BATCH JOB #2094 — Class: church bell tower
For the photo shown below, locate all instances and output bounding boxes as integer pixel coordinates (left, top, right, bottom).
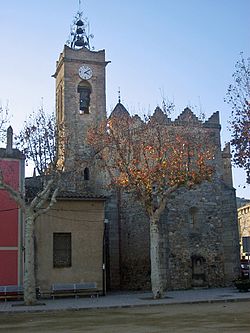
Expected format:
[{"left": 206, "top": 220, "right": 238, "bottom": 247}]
[{"left": 53, "top": 9, "right": 109, "bottom": 171}]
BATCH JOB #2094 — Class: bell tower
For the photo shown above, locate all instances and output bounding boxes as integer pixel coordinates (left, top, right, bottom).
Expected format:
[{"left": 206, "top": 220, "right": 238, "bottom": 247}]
[{"left": 53, "top": 8, "right": 109, "bottom": 170}]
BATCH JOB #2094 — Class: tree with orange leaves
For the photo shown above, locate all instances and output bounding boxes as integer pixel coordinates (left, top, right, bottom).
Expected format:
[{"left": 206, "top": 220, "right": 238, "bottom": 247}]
[{"left": 88, "top": 109, "right": 215, "bottom": 299}]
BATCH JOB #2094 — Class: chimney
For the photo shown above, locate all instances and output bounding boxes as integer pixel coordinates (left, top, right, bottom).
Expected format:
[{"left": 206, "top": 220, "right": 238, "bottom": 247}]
[{"left": 6, "top": 126, "right": 13, "bottom": 155}]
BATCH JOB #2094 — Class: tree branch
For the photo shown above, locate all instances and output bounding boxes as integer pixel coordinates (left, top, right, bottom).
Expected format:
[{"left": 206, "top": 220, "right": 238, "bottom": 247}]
[
  {"left": 0, "top": 171, "right": 26, "bottom": 211},
  {"left": 30, "top": 177, "right": 57, "bottom": 212},
  {"left": 34, "top": 187, "right": 59, "bottom": 219}
]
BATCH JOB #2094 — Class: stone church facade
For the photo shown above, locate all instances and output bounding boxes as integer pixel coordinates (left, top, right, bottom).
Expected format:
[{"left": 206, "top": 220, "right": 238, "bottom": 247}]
[
  {"left": 104, "top": 108, "right": 240, "bottom": 291},
  {"left": 52, "top": 10, "right": 240, "bottom": 291}
]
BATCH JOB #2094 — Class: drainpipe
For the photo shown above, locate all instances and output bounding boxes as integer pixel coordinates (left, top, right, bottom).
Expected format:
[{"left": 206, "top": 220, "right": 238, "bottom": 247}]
[{"left": 102, "top": 218, "right": 109, "bottom": 295}]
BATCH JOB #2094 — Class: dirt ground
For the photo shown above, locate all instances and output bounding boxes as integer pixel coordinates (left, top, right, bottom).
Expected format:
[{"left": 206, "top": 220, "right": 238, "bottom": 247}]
[{"left": 0, "top": 301, "right": 250, "bottom": 333}]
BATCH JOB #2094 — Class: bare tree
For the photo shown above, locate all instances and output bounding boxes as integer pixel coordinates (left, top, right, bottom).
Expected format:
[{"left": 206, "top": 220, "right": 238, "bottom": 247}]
[
  {"left": 225, "top": 53, "right": 250, "bottom": 184},
  {"left": 0, "top": 108, "right": 64, "bottom": 305},
  {"left": 0, "top": 105, "right": 9, "bottom": 143}
]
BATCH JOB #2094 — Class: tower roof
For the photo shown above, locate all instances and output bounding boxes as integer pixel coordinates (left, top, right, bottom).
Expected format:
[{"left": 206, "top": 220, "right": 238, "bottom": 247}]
[
  {"left": 110, "top": 102, "right": 130, "bottom": 119},
  {"left": 110, "top": 89, "right": 130, "bottom": 118}
]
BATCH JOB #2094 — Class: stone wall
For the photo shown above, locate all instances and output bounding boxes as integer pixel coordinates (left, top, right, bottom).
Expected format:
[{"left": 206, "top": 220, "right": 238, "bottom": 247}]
[
  {"left": 104, "top": 108, "right": 240, "bottom": 291},
  {"left": 106, "top": 178, "right": 239, "bottom": 291},
  {"left": 119, "top": 192, "right": 151, "bottom": 290},
  {"left": 54, "top": 45, "right": 108, "bottom": 172}
]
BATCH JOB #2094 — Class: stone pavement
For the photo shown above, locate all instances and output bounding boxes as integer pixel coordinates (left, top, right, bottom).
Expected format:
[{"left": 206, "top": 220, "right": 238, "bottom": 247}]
[{"left": 0, "top": 287, "right": 250, "bottom": 313}]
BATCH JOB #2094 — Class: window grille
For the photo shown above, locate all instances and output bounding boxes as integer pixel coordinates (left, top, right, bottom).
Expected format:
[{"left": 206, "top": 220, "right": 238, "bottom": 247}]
[{"left": 53, "top": 233, "right": 72, "bottom": 268}]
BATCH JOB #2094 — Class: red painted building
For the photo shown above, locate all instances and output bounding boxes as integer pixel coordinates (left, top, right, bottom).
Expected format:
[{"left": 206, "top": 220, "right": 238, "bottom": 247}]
[{"left": 0, "top": 127, "right": 25, "bottom": 285}]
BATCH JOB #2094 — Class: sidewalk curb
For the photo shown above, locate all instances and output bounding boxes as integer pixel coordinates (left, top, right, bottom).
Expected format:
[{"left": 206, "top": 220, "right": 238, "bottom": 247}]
[{"left": 1, "top": 293, "right": 250, "bottom": 314}]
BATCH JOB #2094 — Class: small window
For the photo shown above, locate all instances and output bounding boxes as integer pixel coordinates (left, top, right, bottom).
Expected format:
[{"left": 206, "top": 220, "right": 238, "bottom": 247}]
[
  {"left": 53, "top": 233, "right": 72, "bottom": 268},
  {"left": 189, "top": 207, "right": 198, "bottom": 228},
  {"left": 84, "top": 167, "right": 90, "bottom": 180}
]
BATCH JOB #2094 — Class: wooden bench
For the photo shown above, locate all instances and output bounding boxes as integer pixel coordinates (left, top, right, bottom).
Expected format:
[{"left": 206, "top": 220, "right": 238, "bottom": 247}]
[
  {"left": 51, "top": 282, "right": 99, "bottom": 300},
  {"left": 0, "top": 285, "right": 23, "bottom": 302}
]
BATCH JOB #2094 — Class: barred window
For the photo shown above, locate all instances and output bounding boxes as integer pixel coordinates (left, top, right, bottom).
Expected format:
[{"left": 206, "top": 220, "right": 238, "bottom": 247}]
[{"left": 53, "top": 233, "right": 72, "bottom": 268}]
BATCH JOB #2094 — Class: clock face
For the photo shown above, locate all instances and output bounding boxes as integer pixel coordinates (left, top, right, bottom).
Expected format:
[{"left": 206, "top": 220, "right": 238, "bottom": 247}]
[{"left": 79, "top": 65, "right": 93, "bottom": 80}]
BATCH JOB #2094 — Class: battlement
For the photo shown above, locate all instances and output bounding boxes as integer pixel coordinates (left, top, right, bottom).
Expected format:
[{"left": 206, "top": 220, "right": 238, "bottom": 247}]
[
  {"left": 204, "top": 111, "right": 221, "bottom": 129},
  {"left": 110, "top": 104, "right": 221, "bottom": 131},
  {"left": 174, "top": 107, "right": 201, "bottom": 125}
]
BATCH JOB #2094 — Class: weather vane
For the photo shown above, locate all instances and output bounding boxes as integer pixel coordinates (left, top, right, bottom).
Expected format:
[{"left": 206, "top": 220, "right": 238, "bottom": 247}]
[
  {"left": 78, "top": 0, "right": 82, "bottom": 12},
  {"left": 118, "top": 87, "right": 121, "bottom": 103}
]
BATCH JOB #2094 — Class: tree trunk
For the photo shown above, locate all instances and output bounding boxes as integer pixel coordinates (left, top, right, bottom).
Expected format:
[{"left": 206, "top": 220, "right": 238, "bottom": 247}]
[
  {"left": 150, "top": 219, "right": 164, "bottom": 299},
  {"left": 23, "top": 213, "right": 37, "bottom": 305}
]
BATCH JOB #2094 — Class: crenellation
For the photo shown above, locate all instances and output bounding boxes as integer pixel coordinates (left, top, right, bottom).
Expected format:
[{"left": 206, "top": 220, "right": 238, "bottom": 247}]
[
  {"left": 204, "top": 111, "right": 221, "bottom": 129},
  {"left": 174, "top": 107, "right": 201, "bottom": 125}
]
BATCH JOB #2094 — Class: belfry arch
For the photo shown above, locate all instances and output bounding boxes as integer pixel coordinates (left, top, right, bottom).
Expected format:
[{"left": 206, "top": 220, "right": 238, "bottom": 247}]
[{"left": 77, "top": 80, "right": 92, "bottom": 114}]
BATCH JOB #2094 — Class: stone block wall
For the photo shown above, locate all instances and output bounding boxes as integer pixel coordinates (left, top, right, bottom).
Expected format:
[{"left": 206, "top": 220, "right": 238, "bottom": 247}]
[
  {"left": 54, "top": 46, "right": 108, "bottom": 172},
  {"left": 221, "top": 185, "right": 240, "bottom": 282},
  {"left": 166, "top": 182, "right": 225, "bottom": 290},
  {"left": 106, "top": 178, "right": 239, "bottom": 291},
  {"left": 119, "top": 193, "right": 151, "bottom": 290}
]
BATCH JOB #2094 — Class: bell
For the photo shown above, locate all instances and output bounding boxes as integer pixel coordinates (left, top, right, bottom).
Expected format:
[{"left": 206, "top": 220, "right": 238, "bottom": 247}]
[
  {"left": 75, "top": 38, "right": 85, "bottom": 47},
  {"left": 76, "top": 27, "right": 84, "bottom": 34},
  {"left": 76, "top": 19, "right": 84, "bottom": 26}
]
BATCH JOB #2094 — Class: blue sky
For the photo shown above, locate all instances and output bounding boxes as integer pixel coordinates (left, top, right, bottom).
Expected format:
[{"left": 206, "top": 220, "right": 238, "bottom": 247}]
[{"left": 0, "top": 0, "right": 249, "bottom": 198}]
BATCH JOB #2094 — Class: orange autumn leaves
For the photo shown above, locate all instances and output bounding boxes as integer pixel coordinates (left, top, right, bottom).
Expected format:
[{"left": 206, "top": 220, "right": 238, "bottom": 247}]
[{"left": 88, "top": 114, "right": 214, "bottom": 202}]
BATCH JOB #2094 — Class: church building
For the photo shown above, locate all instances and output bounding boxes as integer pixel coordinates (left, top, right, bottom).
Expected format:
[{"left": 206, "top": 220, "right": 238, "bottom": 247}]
[{"left": 36, "top": 8, "right": 240, "bottom": 293}]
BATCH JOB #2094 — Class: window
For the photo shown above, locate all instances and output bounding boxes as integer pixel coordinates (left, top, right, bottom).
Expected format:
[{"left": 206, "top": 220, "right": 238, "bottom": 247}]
[
  {"left": 84, "top": 167, "right": 90, "bottom": 180},
  {"left": 77, "top": 81, "right": 92, "bottom": 114},
  {"left": 53, "top": 233, "right": 72, "bottom": 268},
  {"left": 189, "top": 207, "right": 198, "bottom": 228}
]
